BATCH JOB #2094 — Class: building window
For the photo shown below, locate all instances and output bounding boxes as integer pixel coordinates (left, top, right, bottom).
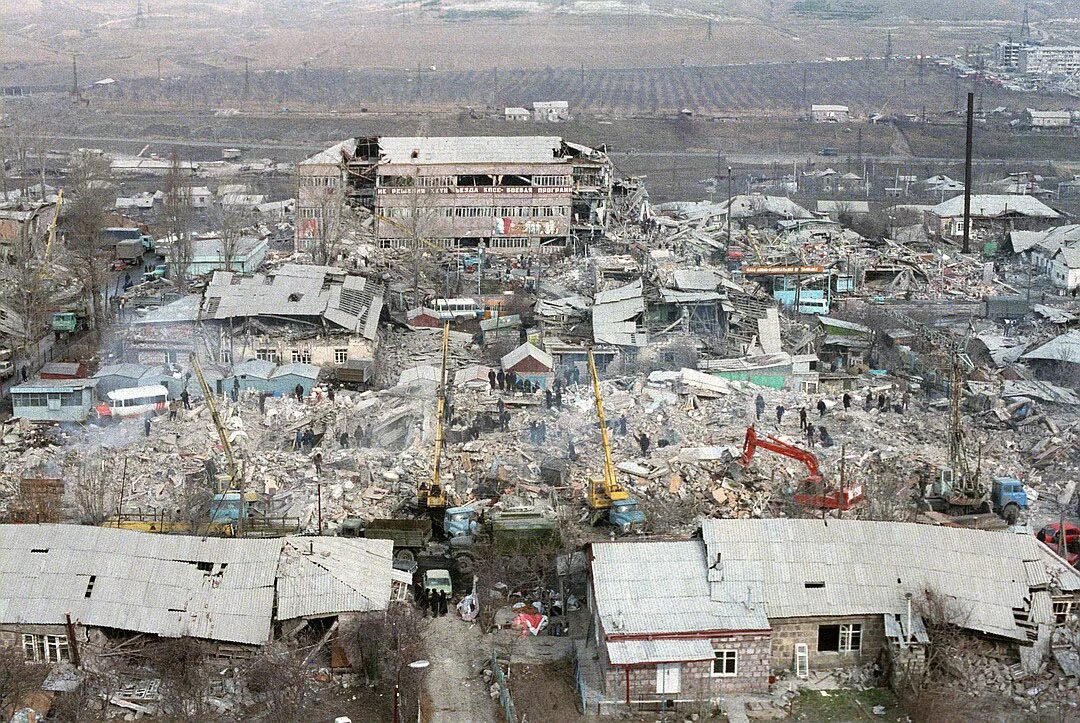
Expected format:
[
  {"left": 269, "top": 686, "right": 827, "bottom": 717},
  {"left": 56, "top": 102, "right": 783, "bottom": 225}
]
[
  {"left": 164, "top": 351, "right": 178, "bottom": 364},
  {"left": 22, "top": 633, "right": 69, "bottom": 662},
  {"left": 292, "top": 348, "right": 312, "bottom": 364},
  {"left": 334, "top": 348, "right": 348, "bottom": 364},
  {"left": 712, "top": 649, "right": 738, "bottom": 677},
  {"left": 818, "top": 623, "right": 862, "bottom": 653},
  {"left": 256, "top": 348, "right": 278, "bottom": 362},
  {"left": 1054, "top": 600, "right": 1075, "bottom": 625},
  {"left": 220, "top": 349, "right": 232, "bottom": 364}
]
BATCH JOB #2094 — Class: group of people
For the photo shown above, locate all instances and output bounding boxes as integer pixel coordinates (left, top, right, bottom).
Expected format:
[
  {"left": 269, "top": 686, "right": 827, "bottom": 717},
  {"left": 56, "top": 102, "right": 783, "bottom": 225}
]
[
  {"left": 488, "top": 368, "right": 543, "bottom": 394},
  {"left": 416, "top": 586, "right": 450, "bottom": 618}
]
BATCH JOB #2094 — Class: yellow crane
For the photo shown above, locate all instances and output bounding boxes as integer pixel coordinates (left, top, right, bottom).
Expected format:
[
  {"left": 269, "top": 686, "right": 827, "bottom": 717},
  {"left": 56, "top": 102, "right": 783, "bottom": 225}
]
[
  {"left": 586, "top": 348, "right": 645, "bottom": 532},
  {"left": 419, "top": 321, "right": 450, "bottom": 511},
  {"left": 191, "top": 353, "right": 239, "bottom": 490},
  {"left": 37, "top": 188, "right": 63, "bottom": 278}
]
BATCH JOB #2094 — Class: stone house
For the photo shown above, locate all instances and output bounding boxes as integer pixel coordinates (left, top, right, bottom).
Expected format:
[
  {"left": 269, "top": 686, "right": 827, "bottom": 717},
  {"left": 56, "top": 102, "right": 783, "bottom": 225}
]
[{"left": 583, "top": 519, "right": 1080, "bottom": 715}]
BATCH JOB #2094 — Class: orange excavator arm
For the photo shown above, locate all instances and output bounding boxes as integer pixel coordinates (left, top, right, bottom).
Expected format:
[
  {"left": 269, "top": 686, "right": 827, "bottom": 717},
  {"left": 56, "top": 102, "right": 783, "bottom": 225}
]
[{"left": 739, "top": 426, "right": 823, "bottom": 483}]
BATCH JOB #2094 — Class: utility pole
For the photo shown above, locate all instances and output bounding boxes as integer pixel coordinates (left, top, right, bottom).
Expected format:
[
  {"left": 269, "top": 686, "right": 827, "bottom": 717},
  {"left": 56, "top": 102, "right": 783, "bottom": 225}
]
[
  {"left": 885, "top": 31, "right": 892, "bottom": 67},
  {"left": 726, "top": 166, "right": 733, "bottom": 247},
  {"left": 715, "top": 150, "right": 722, "bottom": 202},
  {"left": 243, "top": 58, "right": 250, "bottom": 98},
  {"left": 962, "top": 92, "right": 974, "bottom": 255},
  {"left": 1020, "top": 0, "right": 1030, "bottom": 42},
  {"left": 706, "top": 19, "right": 712, "bottom": 40},
  {"left": 71, "top": 54, "right": 79, "bottom": 97}
]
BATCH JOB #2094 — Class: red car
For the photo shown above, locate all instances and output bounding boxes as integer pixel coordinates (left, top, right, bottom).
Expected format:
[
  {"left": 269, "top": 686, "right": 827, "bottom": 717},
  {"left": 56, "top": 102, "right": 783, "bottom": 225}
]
[{"left": 1036, "top": 522, "right": 1080, "bottom": 567}]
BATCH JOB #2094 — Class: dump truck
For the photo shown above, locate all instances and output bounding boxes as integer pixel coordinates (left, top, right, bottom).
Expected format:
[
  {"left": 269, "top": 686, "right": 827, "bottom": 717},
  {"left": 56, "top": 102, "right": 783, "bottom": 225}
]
[
  {"left": 444, "top": 508, "right": 560, "bottom": 575},
  {"left": 339, "top": 517, "right": 434, "bottom": 561}
]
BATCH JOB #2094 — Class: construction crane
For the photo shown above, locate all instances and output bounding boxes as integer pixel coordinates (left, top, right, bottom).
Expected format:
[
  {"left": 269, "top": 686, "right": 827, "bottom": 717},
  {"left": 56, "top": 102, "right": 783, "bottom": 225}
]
[
  {"left": 419, "top": 322, "right": 450, "bottom": 512},
  {"left": 191, "top": 353, "right": 239, "bottom": 491},
  {"left": 585, "top": 347, "right": 645, "bottom": 532},
  {"left": 37, "top": 188, "right": 63, "bottom": 279},
  {"left": 738, "top": 426, "right": 863, "bottom": 511}
]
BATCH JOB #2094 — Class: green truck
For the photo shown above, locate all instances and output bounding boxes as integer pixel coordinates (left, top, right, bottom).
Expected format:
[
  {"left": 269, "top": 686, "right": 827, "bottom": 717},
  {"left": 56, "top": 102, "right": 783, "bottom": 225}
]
[
  {"left": 446, "top": 508, "right": 559, "bottom": 575},
  {"left": 340, "top": 517, "right": 433, "bottom": 561}
]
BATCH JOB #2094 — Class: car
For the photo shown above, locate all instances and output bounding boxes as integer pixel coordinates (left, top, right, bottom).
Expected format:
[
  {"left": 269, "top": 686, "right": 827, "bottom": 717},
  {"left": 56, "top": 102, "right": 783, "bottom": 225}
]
[
  {"left": 422, "top": 568, "right": 453, "bottom": 598},
  {"left": 1036, "top": 522, "right": 1080, "bottom": 567}
]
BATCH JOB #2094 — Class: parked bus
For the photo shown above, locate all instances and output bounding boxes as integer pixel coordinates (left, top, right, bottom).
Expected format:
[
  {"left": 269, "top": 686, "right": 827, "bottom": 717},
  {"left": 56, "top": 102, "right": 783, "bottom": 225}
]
[
  {"left": 96, "top": 384, "right": 169, "bottom": 420},
  {"left": 432, "top": 298, "right": 484, "bottom": 321}
]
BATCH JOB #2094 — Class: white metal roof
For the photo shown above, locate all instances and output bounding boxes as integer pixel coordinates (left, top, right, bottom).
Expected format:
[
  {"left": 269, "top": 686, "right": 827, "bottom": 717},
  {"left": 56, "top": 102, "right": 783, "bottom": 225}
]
[
  {"left": 1022, "top": 330, "right": 1080, "bottom": 364},
  {"left": 377, "top": 136, "right": 564, "bottom": 165},
  {"left": 500, "top": 342, "right": 553, "bottom": 371},
  {"left": 275, "top": 537, "right": 394, "bottom": 620},
  {"left": 700, "top": 519, "right": 1080, "bottom": 642},
  {"left": 607, "top": 638, "right": 716, "bottom": 666},
  {"left": 931, "top": 194, "right": 1061, "bottom": 219}
]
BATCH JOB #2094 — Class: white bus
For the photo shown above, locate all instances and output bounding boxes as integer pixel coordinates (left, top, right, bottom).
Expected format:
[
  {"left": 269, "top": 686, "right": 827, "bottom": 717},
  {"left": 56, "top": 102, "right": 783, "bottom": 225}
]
[
  {"left": 432, "top": 298, "right": 484, "bottom": 321},
  {"left": 97, "top": 384, "right": 169, "bottom": 420}
]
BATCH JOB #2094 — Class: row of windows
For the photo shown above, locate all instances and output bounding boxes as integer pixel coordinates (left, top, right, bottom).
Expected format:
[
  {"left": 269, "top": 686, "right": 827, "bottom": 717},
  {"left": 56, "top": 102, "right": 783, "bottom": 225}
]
[
  {"left": 251, "top": 348, "right": 348, "bottom": 364},
  {"left": 300, "top": 176, "right": 339, "bottom": 187},
  {"left": 380, "top": 174, "right": 571, "bottom": 188},
  {"left": 13, "top": 392, "right": 84, "bottom": 408},
  {"left": 383, "top": 206, "right": 569, "bottom": 219},
  {"left": 111, "top": 395, "right": 167, "bottom": 408}
]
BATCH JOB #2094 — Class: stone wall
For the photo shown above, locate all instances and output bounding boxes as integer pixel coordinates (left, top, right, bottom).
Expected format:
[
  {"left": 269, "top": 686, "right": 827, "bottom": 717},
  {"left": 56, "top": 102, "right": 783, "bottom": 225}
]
[{"left": 769, "top": 615, "right": 885, "bottom": 674}]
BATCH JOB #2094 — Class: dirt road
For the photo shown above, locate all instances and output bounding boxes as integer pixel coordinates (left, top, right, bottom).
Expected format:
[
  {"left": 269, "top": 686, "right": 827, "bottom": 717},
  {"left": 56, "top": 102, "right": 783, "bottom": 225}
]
[{"left": 423, "top": 616, "right": 498, "bottom": 723}]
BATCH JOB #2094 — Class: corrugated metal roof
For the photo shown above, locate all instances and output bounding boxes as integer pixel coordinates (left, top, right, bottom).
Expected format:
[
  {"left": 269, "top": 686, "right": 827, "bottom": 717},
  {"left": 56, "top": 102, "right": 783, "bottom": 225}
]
[
  {"left": 1022, "top": 330, "right": 1080, "bottom": 364},
  {"left": 500, "top": 342, "right": 552, "bottom": 371},
  {"left": 591, "top": 540, "right": 768, "bottom": 641},
  {"left": 607, "top": 638, "right": 716, "bottom": 666},
  {"left": 270, "top": 363, "right": 321, "bottom": 381},
  {"left": 378, "top": 136, "right": 564, "bottom": 165},
  {"left": 931, "top": 194, "right": 1061, "bottom": 219},
  {"left": 0, "top": 525, "right": 279, "bottom": 645},
  {"left": 275, "top": 537, "right": 394, "bottom": 620},
  {"left": 700, "top": 519, "right": 1080, "bottom": 641}
]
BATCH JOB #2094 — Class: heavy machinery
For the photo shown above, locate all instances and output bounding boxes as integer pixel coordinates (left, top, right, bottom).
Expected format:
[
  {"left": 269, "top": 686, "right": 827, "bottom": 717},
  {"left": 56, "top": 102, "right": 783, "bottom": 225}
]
[
  {"left": 418, "top": 322, "right": 450, "bottom": 513},
  {"left": 738, "top": 426, "right": 864, "bottom": 511},
  {"left": 585, "top": 347, "right": 646, "bottom": 533}
]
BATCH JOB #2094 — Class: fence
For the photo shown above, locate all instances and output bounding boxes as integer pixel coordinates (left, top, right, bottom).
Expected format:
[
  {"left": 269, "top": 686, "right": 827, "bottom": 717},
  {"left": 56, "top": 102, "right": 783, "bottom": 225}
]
[{"left": 491, "top": 650, "right": 517, "bottom": 722}]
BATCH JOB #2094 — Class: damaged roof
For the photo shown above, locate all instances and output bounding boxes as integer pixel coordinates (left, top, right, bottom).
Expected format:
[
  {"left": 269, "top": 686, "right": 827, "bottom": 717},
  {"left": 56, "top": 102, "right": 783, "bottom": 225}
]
[
  {"left": 0, "top": 525, "right": 396, "bottom": 646},
  {"left": 1022, "top": 330, "right": 1080, "bottom": 364},
  {"left": 377, "top": 136, "right": 565, "bottom": 165},
  {"left": 201, "top": 264, "right": 383, "bottom": 340},
  {"left": 701, "top": 519, "right": 1080, "bottom": 642},
  {"left": 931, "top": 194, "right": 1061, "bottom": 219}
]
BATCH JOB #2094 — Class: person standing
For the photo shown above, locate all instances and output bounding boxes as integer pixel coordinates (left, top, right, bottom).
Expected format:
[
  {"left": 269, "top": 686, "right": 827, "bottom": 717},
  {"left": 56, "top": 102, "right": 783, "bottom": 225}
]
[
  {"left": 312, "top": 451, "right": 323, "bottom": 476},
  {"left": 799, "top": 406, "right": 808, "bottom": 431},
  {"left": 817, "top": 399, "right": 826, "bottom": 418},
  {"left": 497, "top": 370, "right": 506, "bottom": 391},
  {"left": 169, "top": 398, "right": 180, "bottom": 421},
  {"left": 775, "top": 405, "right": 785, "bottom": 425},
  {"left": 144, "top": 415, "right": 152, "bottom": 438},
  {"left": 258, "top": 392, "right": 268, "bottom": 414},
  {"left": 805, "top": 424, "right": 815, "bottom": 448},
  {"left": 328, "top": 387, "right": 336, "bottom": 403},
  {"left": 755, "top": 393, "right": 765, "bottom": 421},
  {"left": 180, "top": 388, "right": 190, "bottom": 410},
  {"left": 567, "top": 439, "right": 577, "bottom": 462},
  {"left": 842, "top": 392, "right": 851, "bottom": 411},
  {"left": 295, "top": 383, "right": 305, "bottom": 402},
  {"left": 902, "top": 389, "right": 910, "bottom": 412},
  {"left": 865, "top": 389, "right": 873, "bottom": 412},
  {"left": 488, "top": 369, "right": 497, "bottom": 390},
  {"left": 636, "top": 432, "right": 651, "bottom": 456},
  {"left": 339, "top": 431, "right": 349, "bottom": 448}
]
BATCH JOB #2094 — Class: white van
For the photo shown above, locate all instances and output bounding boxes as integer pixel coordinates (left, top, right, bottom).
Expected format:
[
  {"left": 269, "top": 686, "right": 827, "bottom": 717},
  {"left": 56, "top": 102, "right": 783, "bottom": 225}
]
[{"left": 98, "top": 384, "right": 169, "bottom": 419}]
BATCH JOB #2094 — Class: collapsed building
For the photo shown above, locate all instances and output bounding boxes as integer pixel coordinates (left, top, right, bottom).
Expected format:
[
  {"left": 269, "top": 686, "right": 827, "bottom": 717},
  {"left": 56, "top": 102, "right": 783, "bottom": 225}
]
[{"left": 296, "top": 135, "right": 613, "bottom": 255}]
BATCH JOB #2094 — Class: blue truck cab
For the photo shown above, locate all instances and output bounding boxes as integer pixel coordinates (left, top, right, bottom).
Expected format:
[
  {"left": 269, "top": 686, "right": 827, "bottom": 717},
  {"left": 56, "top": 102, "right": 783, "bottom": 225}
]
[
  {"left": 443, "top": 506, "right": 479, "bottom": 539},
  {"left": 609, "top": 499, "right": 645, "bottom": 534},
  {"left": 990, "top": 477, "right": 1027, "bottom": 524},
  {"left": 210, "top": 490, "right": 258, "bottom": 524}
]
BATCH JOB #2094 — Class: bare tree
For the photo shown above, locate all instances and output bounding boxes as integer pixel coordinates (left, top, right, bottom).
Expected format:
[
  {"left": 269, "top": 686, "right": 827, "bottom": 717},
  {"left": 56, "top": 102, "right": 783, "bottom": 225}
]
[
  {"left": 341, "top": 606, "right": 429, "bottom": 722},
  {"left": 216, "top": 203, "right": 252, "bottom": 273},
  {"left": 162, "top": 152, "right": 194, "bottom": 290},
  {"left": 309, "top": 183, "right": 346, "bottom": 265},
  {"left": 0, "top": 644, "right": 48, "bottom": 719},
  {"left": 67, "top": 454, "right": 120, "bottom": 525},
  {"left": 240, "top": 643, "right": 314, "bottom": 721},
  {"left": 146, "top": 638, "right": 220, "bottom": 722},
  {"left": 65, "top": 150, "right": 113, "bottom": 329}
]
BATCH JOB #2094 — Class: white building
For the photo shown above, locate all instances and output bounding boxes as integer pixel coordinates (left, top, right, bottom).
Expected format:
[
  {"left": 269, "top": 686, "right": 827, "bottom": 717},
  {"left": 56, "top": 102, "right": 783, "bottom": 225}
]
[
  {"left": 811, "top": 104, "right": 851, "bottom": 123},
  {"left": 532, "top": 100, "right": 569, "bottom": 122},
  {"left": 1027, "top": 109, "right": 1072, "bottom": 129},
  {"left": 1049, "top": 246, "right": 1080, "bottom": 292},
  {"left": 190, "top": 186, "right": 213, "bottom": 209},
  {"left": 504, "top": 107, "right": 531, "bottom": 122},
  {"left": 1021, "top": 46, "right": 1080, "bottom": 76}
]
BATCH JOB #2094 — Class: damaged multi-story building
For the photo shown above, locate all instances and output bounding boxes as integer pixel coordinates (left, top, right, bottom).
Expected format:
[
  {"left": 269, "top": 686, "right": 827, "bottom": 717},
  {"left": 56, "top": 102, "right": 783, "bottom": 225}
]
[{"left": 296, "top": 135, "right": 612, "bottom": 255}]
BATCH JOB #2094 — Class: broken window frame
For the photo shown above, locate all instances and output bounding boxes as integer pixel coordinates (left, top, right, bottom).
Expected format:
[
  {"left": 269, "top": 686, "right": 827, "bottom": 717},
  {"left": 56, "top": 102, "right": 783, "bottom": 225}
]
[
  {"left": 818, "top": 623, "right": 862, "bottom": 653},
  {"left": 22, "top": 633, "right": 69, "bottom": 663},
  {"left": 1053, "top": 600, "right": 1074, "bottom": 625}
]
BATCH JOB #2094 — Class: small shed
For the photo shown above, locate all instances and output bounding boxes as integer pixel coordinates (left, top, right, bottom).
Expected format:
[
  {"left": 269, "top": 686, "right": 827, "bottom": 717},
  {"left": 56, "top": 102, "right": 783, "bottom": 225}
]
[
  {"left": 454, "top": 364, "right": 494, "bottom": 390},
  {"left": 268, "top": 363, "right": 321, "bottom": 397},
  {"left": 407, "top": 307, "right": 441, "bottom": 329},
  {"left": 501, "top": 342, "right": 554, "bottom": 389},
  {"left": 39, "top": 362, "right": 88, "bottom": 380},
  {"left": 11, "top": 379, "right": 98, "bottom": 423},
  {"left": 92, "top": 363, "right": 151, "bottom": 397},
  {"left": 224, "top": 359, "right": 276, "bottom": 394}
]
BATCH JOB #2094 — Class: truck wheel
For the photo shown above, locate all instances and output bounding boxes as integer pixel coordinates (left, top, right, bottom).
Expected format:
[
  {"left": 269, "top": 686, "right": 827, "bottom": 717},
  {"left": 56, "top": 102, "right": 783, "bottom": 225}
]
[
  {"left": 1003, "top": 504, "right": 1019, "bottom": 525},
  {"left": 454, "top": 554, "right": 475, "bottom": 577},
  {"left": 395, "top": 549, "right": 416, "bottom": 562}
]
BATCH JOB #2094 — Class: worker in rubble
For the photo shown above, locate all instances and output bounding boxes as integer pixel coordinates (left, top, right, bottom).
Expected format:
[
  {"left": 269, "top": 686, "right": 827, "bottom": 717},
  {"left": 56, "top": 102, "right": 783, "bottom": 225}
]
[
  {"left": 313, "top": 452, "right": 323, "bottom": 476},
  {"left": 864, "top": 389, "right": 873, "bottom": 411},
  {"left": 231, "top": 378, "right": 240, "bottom": 402},
  {"left": 877, "top": 392, "right": 886, "bottom": 412},
  {"left": 339, "top": 431, "right": 349, "bottom": 448},
  {"left": 555, "top": 387, "right": 563, "bottom": 410},
  {"left": 754, "top": 393, "right": 765, "bottom": 420},
  {"left": 817, "top": 399, "right": 827, "bottom": 418},
  {"left": 293, "top": 429, "right": 303, "bottom": 451},
  {"left": 902, "top": 388, "right": 910, "bottom": 412},
  {"left": 169, "top": 398, "right": 181, "bottom": 421},
  {"left": 488, "top": 369, "right": 497, "bottom": 390},
  {"left": 497, "top": 397, "right": 505, "bottom": 418},
  {"left": 328, "top": 386, "right": 336, "bottom": 403},
  {"left": 302, "top": 427, "right": 315, "bottom": 450},
  {"left": 775, "top": 405, "right": 785, "bottom": 425},
  {"left": 819, "top": 425, "right": 833, "bottom": 448},
  {"left": 636, "top": 431, "right": 651, "bottom": 456},
  {"left": 497, "top": 369, "right": 506, "bottom": 391},
  {"left": 258, "top": 392, "right": 268, "bottom": 414},
  {"left": 799, "top": 406, "right": 808, "bottom": 431},
  {"left": 294, "top": 383, "right": 305, "bottom": 402},
  {"left": 545, "top": 389, "right": 553, "bottom": 408},
  {"left": 144, "top": 414, "right": 152, "bottom": 438},
  {"left": 617, "top": 414, "right": 627, "bottom": 436},
  {"left": 842, "top": 392, "right": 852, "bottom": 411},
  {"left": 805, "top": 423, "right": 815, "bottom": 448},
  {"left": 567, "top": 439, "right": 577, "bottom": 462}
]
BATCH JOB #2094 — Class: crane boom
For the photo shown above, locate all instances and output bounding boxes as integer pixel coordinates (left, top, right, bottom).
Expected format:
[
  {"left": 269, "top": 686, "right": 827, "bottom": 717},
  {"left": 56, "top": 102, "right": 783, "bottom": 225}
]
[
  {"left": 586, "top": 347, "right": 629, "bottom": 509},
  {"left": 33, "top": 189, "right": 64, "bottom": 284},
  {"left": 190, "top": 354, "right": 239, "bottom": 491},
  {"left": 421, "top": 322, "right": 449, "bottom": 510},
  {"left": 739, "top": 426, "right": 822, "bottom": 482},
  {"left": 738, "top": 426, "right": 863, "bottom": 510}
]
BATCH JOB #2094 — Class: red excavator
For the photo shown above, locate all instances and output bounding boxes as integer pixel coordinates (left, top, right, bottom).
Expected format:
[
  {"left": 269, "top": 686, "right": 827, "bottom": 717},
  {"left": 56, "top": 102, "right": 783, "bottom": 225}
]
[{"left": 739, "top": 426, "right": 863, "bottom": 511}]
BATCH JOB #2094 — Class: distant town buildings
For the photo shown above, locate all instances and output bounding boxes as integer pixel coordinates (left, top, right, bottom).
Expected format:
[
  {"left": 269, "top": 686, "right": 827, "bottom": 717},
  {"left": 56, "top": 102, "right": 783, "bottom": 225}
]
[{"left": 1021, "top": 45, "right": 1080, "bottom": 76}]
